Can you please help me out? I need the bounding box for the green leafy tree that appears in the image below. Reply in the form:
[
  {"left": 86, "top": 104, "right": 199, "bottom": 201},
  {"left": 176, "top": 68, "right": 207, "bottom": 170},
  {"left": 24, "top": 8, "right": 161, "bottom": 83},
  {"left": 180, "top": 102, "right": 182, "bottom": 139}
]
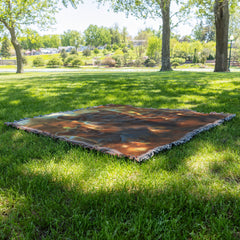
[
  {"left": 146, "top": 36, "right": 162, "bottom": 63},
  {"left": 172, "top": 41, "right": 190, "bottom": 59},
  {"left": 62, "top": 0, "right": 80, "bottom": 8},
  {"left": 193, "top": 20, "right": 216, "bottom": 42},
  {"left": 18, "top": 37, "right": 28, "bottom": 50},
  {"left": 121, "top": 27, "right": 128, "bottom": 44},
  {"left": 94, "top": 48, "right": 100, "bottom": 54},
  {"left": 229, "top": 5, "right": 240, "bottom": 40},
  {"left": 61, "top": 30, "right": 83, "bottom": 50},
  {"left": 70, "top": 48, "right": 78, "bottom": 55},
  {"left": 96, "top": 0, "right": 178, "bottom": 71},
  {"left": 60, "top": 49, "right": 68, "bottom": 60},
  {"left": 0, "top": 0, "right": 82, "bottom": 73},
  {"left": 109, "top": 24, "right": 121, "bottom": 45},
  {"left": 40, "top": 35, "right": 52, "bottom": 48},
  {"left": 22, "top": 29, "right": 42, "bottom": 51},
  {"left": 82, "top": 48, "right": 91, "bottom": 56},
  {"left": 84, "top": 25, "right": 111, "bottom": 47},
  {"left": 40, "top": 34, "right": 61, "bottom": 48},
  {"left": 1, "top": 36, "right": 11, "bottom": 59},
  {"left": 134, "top": 28, "right": 154, "bottom": 43},
  {"left": 188, "top": 0, "right": 239, "bottom": 72},
  {"left": 48, "top": 35, "right": 61, "bottom": 48}
]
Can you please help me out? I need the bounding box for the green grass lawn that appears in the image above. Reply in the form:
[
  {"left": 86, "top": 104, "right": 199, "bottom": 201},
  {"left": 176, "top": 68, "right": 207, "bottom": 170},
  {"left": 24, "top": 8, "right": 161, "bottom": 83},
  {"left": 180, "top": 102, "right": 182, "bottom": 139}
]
[{"left": 0, "top": 71, "right": 239, "bottom": 239}]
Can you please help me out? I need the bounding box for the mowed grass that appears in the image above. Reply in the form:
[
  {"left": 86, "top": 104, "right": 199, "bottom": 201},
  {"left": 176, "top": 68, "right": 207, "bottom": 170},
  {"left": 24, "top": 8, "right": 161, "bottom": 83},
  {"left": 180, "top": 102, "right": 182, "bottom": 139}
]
[{"left": 0, "top": 71, "right": 239, "bottom": 239}]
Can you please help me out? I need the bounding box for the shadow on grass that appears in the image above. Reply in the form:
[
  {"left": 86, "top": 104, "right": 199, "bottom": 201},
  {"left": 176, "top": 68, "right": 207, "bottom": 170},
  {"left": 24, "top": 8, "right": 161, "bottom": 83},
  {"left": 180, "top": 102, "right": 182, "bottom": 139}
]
[
  {"left": 0, "top": 71, "right": 240, "bottom": 239},
  {"left": 1, "top": 72, "right": 238, "bottom": 117},
  {"left": 1, "top": 144, "right": 240, "bottom": 239}
]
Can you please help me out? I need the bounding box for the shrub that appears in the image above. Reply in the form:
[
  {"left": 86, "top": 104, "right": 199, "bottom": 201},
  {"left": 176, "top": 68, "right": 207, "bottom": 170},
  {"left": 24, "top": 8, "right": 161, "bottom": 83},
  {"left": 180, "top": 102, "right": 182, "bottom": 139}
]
[
  {"left": 112, "top": 55, "right": 123, "bottom": 67},
  {"left": 232, "top": 48, "right": 240, "bottom": 62},
  {"left": 64, "top": 56, "right": 83, "bottom": 67},
  {"left": 94, "top": 48, "right": 99, "bottom": 54},
  {"left": 129, "top": 43, "right": 134, "bottom": 50},
  {"left": 103, "top": 49, "right": 108, "bottom": 55},
  {"left": 71, "top": 57, "right": 83, "bottom": 67},
  {"left": 94, "top": 58, "right": 101, "bottom": 66},
  {"left": 208, "top": 54, "right": 215, "bottom": 60},
  {"left": 120, "top": 43, "right": 126, "bottom": 48},
  {"left": 147, "top": 36, "right": 161, "bottom": 62},
  {"left": 70, "top": 48, "right": 78, "bottom": 55},
  {"left": 82, "top": 49, "right": 91, "bottom": 57},
  {"left": 133, "top": 58, "right": 143, "bottom": 67},
  {"left": 193, "top": 55, "right": 199, "bottom": 63},
  {"left": 126, "top": 60, "right": 134, "bottom": 67},
  {"left": 123, "top": 53, "right": 130, "bottom": 67},
  {"left": 170, "top": 58, "right": 185, "bottom": 65},
  {"left": 144, "top": 58, "right": 156, "bottom": 67},
  {"left": 114, "top": 49, "right": 124, "bottom": 55},
  {"left": 112, "top": 44, "right": 119, "bottom": 51},
  {"left": 47, "top": 57, "right": 62, "bottom": 68},
  {"left": 122, "top": 47, "right": 128, "bottom": 53},
  {"left": 33, "top": 56, "right": 45, "bottom": 67},
  {"left": 173, "top": 50, "right": 187, "bottom": 59},
  {"left": 64, "top": 56, "right": 75, "bottom": 66},
  {"left": 102, "top": 57, "right": 116, "bottom": 67},
  {"left": 200, "top": 56, "right": 207, "bottom": 64},
  {"left": 60, "top": 49, "right": 68, "bottom": 60},
  {"left": 193, "top": 49, "right": 199, "bottom": 63}
]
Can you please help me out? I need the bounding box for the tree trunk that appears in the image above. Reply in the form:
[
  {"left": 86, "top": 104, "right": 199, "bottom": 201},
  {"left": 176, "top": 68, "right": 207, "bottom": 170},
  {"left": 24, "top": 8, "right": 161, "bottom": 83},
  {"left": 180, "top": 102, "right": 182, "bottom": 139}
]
[
  {"left": 160, "top": 0, "right": 172, "bottom": 71},
  {"left": 9, "top": 27, "right": 24, "bottom": 73},
  {"left": 214, "top": 0, "right": 229, "bottom": 72}
]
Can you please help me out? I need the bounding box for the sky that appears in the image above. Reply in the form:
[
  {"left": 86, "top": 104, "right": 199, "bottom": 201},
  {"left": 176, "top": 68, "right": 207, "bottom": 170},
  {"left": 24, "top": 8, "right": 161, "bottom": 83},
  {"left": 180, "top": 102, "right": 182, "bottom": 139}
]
[{"left": 40, "top": 1, "right": 195, "bottom": 37}]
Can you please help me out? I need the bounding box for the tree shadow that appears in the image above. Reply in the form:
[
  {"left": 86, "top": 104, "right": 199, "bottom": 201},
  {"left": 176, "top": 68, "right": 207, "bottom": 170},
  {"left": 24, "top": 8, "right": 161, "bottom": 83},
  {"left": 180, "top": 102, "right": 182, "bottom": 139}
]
[
  {"left": 1, "top": 71, "right": 239, "bottom": 168},
  {"left": 0, "top": 71, "right": 240, "bottom": 239},
  {"left": 1, "top": 150, "right": 240, "bottom": 239}
]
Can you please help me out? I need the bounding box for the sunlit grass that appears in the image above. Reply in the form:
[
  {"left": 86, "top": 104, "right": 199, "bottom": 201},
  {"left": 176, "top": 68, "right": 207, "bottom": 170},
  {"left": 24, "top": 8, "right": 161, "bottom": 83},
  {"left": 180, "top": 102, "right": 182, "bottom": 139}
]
[{"left": 0, "top": 71, "right": 239, "bottom": 239}]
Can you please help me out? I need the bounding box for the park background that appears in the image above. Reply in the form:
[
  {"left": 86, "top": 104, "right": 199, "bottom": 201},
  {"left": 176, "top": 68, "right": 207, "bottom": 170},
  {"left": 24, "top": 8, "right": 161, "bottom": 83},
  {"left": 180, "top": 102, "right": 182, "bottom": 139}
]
[{"left": 0, "top": 1, "right": 239, "bottom": 71}]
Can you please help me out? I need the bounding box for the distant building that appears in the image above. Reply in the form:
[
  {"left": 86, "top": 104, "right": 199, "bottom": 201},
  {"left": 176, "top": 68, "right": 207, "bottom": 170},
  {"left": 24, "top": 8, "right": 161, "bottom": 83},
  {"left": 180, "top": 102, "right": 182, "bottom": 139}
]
[
  {"left": 78, "top": 45, "right": 89, "bottom": 52},
  {"left": 24, "top": 50, "right": 41, "bottom": 55},
  {"left": 132, "top": 40, "right": 147, "bottom": 47},
  {"left": 39, "top": 48, "right": 58, "bottom": 54},
  {"left": 58, "top": 46, "right": 75, "bottom": 53},
  {"left": 97, "top": 46, "right": 106, "bottom": 50}
]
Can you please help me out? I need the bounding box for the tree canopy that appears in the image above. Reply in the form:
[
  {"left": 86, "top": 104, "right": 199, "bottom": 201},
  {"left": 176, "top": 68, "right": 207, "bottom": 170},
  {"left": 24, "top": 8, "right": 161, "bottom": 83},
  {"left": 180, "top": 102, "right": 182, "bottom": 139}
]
[
  {"left": 229, "top": 5, "right": 240, "bottom": 40},
  {"left": 0, "top": 0, "right": 59, "bottom": 30},
  {"left": 0, "top": 36, "right": 11, "bottom": 59},
  {"left": 61, "top": 30, "right": 83, "bottom": 49},
  {"left": 84, "top": 25, "right": 111, "bottom": 47}
]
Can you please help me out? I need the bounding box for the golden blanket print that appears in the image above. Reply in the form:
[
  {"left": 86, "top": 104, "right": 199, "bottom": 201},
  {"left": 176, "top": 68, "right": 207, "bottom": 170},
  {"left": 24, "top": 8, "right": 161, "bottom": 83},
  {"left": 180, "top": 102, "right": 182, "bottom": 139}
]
[{"left": 5, "top": 105, "right": 235, "bottom": 162}]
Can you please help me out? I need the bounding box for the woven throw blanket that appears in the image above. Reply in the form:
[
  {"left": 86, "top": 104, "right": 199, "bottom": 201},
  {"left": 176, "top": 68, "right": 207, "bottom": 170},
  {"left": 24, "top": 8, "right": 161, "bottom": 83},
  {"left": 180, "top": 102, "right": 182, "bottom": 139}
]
[{"left": 5, "top": 104, "right": 235, "bottom": 162}]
